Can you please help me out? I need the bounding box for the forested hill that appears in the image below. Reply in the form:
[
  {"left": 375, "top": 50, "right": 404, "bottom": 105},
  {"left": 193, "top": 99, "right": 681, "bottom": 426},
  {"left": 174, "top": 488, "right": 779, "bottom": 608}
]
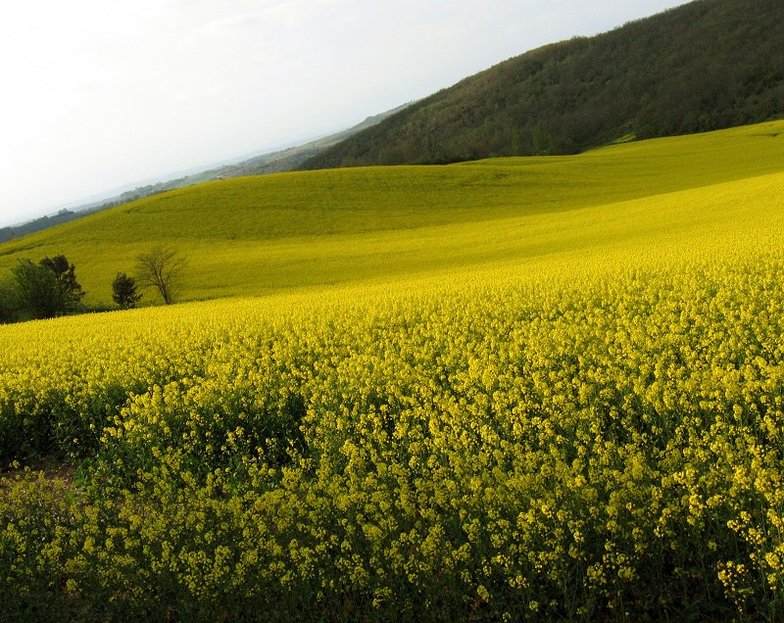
[{"left": 302, "top": 0, "right": 783, "bottom": 169}]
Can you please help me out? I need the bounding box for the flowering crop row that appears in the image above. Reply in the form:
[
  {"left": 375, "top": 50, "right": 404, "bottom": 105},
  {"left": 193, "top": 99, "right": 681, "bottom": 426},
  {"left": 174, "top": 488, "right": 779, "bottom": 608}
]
[{"left": 1, "top": 252, "right": 784, "bottom": 621}]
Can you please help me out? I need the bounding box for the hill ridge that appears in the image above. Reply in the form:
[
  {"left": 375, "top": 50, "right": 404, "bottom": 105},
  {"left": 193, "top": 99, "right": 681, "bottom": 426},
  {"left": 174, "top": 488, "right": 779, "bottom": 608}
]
[{"left": 301, "top": 0, "right": 784, "bottom": 169}]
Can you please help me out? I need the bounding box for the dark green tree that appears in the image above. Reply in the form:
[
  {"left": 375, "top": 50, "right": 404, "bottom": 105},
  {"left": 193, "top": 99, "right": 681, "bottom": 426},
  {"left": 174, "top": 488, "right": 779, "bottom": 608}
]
[
  {"left": 9, "top": 255, "right": 85, "bottom": 320},
  {"left": 39, "top": 255, "right": 85, "bottom": 312},
  {"left": 112, "top": 272, "right": 142, "bottom": 309},
  {"left": 12, "top": 259, "right": 64, "bottom": 319},
  {"left": 0, "top": 278, "right": 20, "bottom": 323}
]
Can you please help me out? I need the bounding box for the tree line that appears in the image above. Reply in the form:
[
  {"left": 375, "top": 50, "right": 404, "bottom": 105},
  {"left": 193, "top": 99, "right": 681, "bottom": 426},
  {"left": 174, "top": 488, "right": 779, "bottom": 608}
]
[
  {"left": 0, "top": 247, "right": 186, "bottom": 324},
  {"left": 0, "top": 209, "right": 81, "bottom": 245}
]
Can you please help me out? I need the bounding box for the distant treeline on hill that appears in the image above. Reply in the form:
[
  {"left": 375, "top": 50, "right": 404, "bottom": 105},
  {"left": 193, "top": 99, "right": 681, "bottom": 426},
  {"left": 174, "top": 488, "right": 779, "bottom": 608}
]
[
  {"left": 0, "top": 180, "right": 191, "bottom": 244},
  {"left": 302, "top": 0, "right": 784, "bottom": 169},
  {"left": 0, "top": 105, "right": 413, "bottom": 245},
  {"left": 0, "top": 210, "right": 81, "bottom": 244}
]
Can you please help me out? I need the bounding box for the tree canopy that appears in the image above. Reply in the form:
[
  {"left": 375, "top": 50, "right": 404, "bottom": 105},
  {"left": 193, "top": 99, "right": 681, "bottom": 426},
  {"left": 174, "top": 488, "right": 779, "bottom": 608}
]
[{"left": 0, "top": 254, "right": 85, "bottom": 321}]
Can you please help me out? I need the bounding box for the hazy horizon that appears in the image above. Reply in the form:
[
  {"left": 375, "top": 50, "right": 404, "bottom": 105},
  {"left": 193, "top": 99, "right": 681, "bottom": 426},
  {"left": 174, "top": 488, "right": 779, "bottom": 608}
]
[{"left": 0, "top": 0, "right": 687, "bottom": 229}]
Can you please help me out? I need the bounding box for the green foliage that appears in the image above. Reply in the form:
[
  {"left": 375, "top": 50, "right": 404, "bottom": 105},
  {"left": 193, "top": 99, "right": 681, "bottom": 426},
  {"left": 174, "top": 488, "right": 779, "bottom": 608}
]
[
  {"left": 111, "top": 272, "right": 141, "bottom": 309},
  {"left": 302, "top": 0, "right": 784, "bottom": 169},
  {"left": 7, "top": 255, "right": 84, "bottom": 320},
  {"left": 40, "top": 254, "right": 85, "bottom": 312},
  {"left": 11, "top": 259, "right": 64, "bottom": 320},
  {"left": 0, "top": 278, "right": 19, "bottom": 323}
]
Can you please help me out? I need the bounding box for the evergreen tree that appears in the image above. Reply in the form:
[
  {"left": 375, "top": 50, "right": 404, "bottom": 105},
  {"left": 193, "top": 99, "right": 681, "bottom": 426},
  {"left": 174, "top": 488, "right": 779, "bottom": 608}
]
[{"left": 112, "top": 272, "right": 142, "bottom": 309}]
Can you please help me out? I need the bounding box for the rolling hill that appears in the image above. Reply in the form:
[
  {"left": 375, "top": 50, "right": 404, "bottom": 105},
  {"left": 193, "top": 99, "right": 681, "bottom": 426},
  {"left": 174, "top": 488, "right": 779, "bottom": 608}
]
[
  {"left": 302, "top": 0, "right": 784, "bottom": 169},
  {"left": 0, "top": 104, "right": 410, "bottom": 245},
  {"left": 0, "top": 120, "right": 782, "bottom": 307}
]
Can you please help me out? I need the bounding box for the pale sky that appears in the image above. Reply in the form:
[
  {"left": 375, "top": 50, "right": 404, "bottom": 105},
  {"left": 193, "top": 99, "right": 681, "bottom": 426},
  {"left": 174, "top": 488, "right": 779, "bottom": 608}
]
[{"left": 0, "top": 0, "right": 687, "bottom": 228}]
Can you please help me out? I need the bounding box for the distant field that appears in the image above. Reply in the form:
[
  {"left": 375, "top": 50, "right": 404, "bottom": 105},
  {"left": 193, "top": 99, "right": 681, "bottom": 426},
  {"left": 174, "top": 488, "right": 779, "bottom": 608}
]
[
  {"left": 1, "top": 121, "right": 783, "bottom": 305},
  {"left": 2, "top": 121, "right": 784, "bottom": 621}
]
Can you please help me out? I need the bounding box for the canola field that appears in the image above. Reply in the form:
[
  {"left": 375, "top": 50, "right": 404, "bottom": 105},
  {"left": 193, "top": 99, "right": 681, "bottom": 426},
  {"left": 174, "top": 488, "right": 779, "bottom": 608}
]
[
  {"left": 2, "top": 123, "right": 784, "bottom": 620},
  {"left": 3, "top": 261, "right": 784, "bottom": 619}
]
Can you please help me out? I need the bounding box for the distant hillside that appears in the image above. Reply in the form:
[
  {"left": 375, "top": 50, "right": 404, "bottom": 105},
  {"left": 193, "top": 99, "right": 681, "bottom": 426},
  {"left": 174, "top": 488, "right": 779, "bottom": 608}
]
[
  {"left": 302, "top": 0, "right": 783, "bottom": 169},
  {"left": 0, "top": 105, "right": 408, "bottom": 244},
  {"left": 206, "top": 103, "right": 413, "bottom": 178},
  {"left": 92, "top": 104, "right": 412, "bottom": 203},
  {"left": 0, "top": 209, "right": 82, "bottom": 244}
]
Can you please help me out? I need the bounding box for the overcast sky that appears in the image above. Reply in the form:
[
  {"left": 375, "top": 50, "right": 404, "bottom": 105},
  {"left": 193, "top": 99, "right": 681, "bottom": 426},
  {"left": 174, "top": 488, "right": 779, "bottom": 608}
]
[{"left": 0, "top": 0, "right": 687, "bottom": 228}]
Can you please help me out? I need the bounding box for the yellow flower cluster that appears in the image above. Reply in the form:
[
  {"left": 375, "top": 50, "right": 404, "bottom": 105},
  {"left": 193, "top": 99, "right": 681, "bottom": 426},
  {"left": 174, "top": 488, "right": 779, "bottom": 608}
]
[{"left": 1, "top": 253, "right": 784, "bottom": 620}]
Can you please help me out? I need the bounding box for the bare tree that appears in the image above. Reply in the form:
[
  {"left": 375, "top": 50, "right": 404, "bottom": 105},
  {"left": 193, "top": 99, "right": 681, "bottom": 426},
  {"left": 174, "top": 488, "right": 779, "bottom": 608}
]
[{"left": 135, "top": 247, "right": 186, "bottom": 305}]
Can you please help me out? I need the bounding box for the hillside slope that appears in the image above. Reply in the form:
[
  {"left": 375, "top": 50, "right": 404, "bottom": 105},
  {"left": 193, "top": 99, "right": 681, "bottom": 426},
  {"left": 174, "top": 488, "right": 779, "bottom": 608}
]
[
  {"left": 302, "top": 0, "right": 783, "bottom": 169},
  {"left": 0, "top": 105, "right": 412, "bottom": 245},
  {"left": 0, "top": 120, "right": 782, "bottom": 306}
]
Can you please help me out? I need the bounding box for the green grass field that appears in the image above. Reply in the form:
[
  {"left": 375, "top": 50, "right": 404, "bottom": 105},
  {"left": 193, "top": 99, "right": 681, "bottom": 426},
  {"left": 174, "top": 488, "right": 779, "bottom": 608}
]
[
  {"left": 2, "top": 121, "right": 784, "bottom": 621},
  {"left": 1, "top": 120, "right": 783, "bottom": 305}
]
